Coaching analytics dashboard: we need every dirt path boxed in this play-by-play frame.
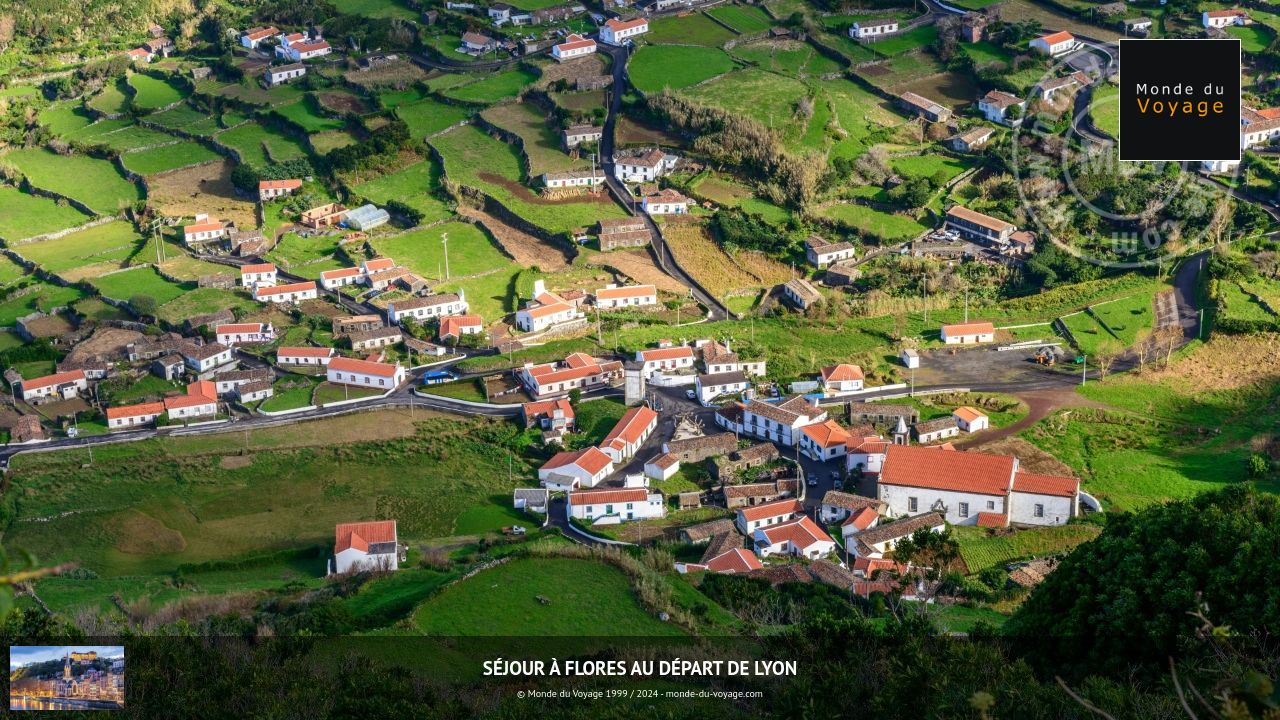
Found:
[456,206,570,270]
[956,388,1110,450]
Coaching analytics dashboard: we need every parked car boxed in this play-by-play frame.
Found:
[685,389,696,399]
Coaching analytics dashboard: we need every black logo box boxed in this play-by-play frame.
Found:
[1118,38,1241,162]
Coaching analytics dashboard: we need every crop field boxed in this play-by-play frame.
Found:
[146,103,225,136]
[128,73,187,110]
[707,4,773,33]
[0,283,87,326]
[1090,81,1119,139]
[430,124,629,234]
[441,68,537,104]
[12,220,142,279]
[276,96,345,132]
[953,524,1103,573]
[332,0,418,19]
[91,266,188,305]
[2,413,538,579]
[0,185,92,241]
[121,141,221,175]
[629,45,735,93]
[732,39,843,77]
[349,158,453,224]
[147,159,258,229]
[215,121,309,167]
[894,69,982,107]
[396,97,472,138]
[370,222,508,279]
[84,124,176,152]
[819,202,929,242]
[2,148,142,214]
[414,557,682,636]
[662,222,790,300]
[482,102,587,174]
[646,13,737,46]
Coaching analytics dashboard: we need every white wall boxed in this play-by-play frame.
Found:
[879,483,1005,525]
[1009,491,1075,526]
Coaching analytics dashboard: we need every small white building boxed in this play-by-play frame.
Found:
[552,33,596,61]
[183,216,232,245]
[333,520,399,575]
[106,401,165,429]
[180,343,234,373]
[600,406,659,463]
[641,189,690,215]
[734,498,804,535]
[538,447,615,490]
[695,370,749,405]
[819,363,864,394]
[614,148,676,183]
[19,369,89,402]
[568,487,665,524]
[979,90,1026,127]
[258,179,302,202]
[240,262,277,288]
[278,346,336,366]
[255,281,318,304]
[543,169,606,189]
[241,26,279,49]
[752,516,835,560]
[740,395,827,447]
[276,33,331,61]
[515,298,583,333]
[439,315,484,341]
[163,380,219,420]
[635,345,695,377]
[595,284,657,310]
[805,236,857,268]
[847,511,945,559]
[850,18,899,39]
[644,452,680,482]
[1028,30,1078,56]
[387,292,468,325]
[900,348,920,369]
[600,17,649,46]
[1203,9,1248,28]
[953,406,989,433]
[845,431,891,475]
[326,356,405,390]
[266,63,306,86]
[915,417,959,443]
[940,321,995,344]
[798,419,852,462]
[216,322,276,346]
[320,267,364,290]
[782,278,822,310]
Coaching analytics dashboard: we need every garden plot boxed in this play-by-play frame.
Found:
[128,73,188,111]
[707,4,773,34]
[629,45,736,93]
[482,102,589,175]
[11,220,142,280]
[1,148,142,214]
[349,157,453,224]
[441,68,538,105]
[0,186,92,241]
[370,222,509,280]
[215,121,309,167]
[430,124,629,235]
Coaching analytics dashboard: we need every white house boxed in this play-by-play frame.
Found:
[1029,30,1078,56]
[900,348,920,369]
[333,520,399,575]
[805,236,857,268]
[320,267,364,290]
[278,346,335,366]
[845,431,891,475]
[915,417,959,443]
[240,26,279,49]
[180,342,233,373]
[595,284,657,310]
[734,498,804,535]
[953,406,989,433]
[850,18,899,39]
[568,487,665,524]
[819,363,864,394]
[387,292,468,325]
[600,17,649,46]
[515,284,585,333]
[255,281,318,304]
[543,169,606,189]
[1240,106,1280,150]
[1203,9,1248,28]
[940,321,995,344]
[641,189,690,215]
[258,179,302,202]
[327,356,405,390]
[517,353,620,400]
[695,370,749,404]
[1202,158,1242,173]
[163,380,219,420]
[215,322,276,346]
[877,444,1078,527]
[798,419,851,462]
[635,345,695,377]
[106,401,165,429]
[740,395,827,447]
[240,263,277,290]
[236,379,274,403]
[696,339,766,377]
[818,490,883,525]
[599,406,659,463]
[266,63,306,86]
[752,516,835,560]
[276,33,331,61]
[552,33,596,61]
[19,369,88,402]
[439,315,484,341]
[979,90,1026,126]
[782,278,822,310]
[183,216,232,245]
[614,148,676,183]
[488,2,513,22]
[538,447,615,490]
[847,511,945,559]
[644,452,680,481]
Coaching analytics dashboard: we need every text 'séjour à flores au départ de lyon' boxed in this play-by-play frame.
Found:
[1132,83,1230,118]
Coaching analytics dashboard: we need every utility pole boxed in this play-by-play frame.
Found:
[1081,355,1087,386]
[1199,308,1204,340]
[964,289,969,323]
[441,232,450,280]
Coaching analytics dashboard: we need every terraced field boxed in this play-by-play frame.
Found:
[1,148,142,213]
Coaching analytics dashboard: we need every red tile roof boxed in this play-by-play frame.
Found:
[569,487,648,506]
[842,506,880,531]
[217,323,266,334]
[942,321,996,336]
[706,548,762,574]
[21,369,86,391]
[639,346,693,362]
[543,447,613,475]
[605,17,648,32]
[1037,30,1075,45]
[335,520,397,554]
[601,406,658,448]
[439,314,482,338]
[801,419,851,448]
[953,406,987,423]
[976,512,1008,528]
[1012,471,1079,497]
[364,257,396,272]
[256,280,316,298]
[523,398,574,420]
[279,346,333,358]
[597,284,656,301]
[947,205,1014,233]
[329,356,400,378]
[241,262,275,274]
[184,221,227,234]
[321,267,363,280]
[738,498,804,523]
[821,364,864,383]
[106,401,165,420]
[258,179,302,191]
[556,33,596,51]
[758,516,833,551]
[880,444,1015,496]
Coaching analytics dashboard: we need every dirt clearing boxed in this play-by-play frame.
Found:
[457,205,571,270]
[583,249,688,294]
[148,160,258,229]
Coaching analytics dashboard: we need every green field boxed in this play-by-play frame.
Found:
[156,287,259,324]
[84,124,176,152]
[890,154,971,182]
[732,39,843,77]
[13,220,141,276]
[128,73,188,111]
[679,68,821,151]
[0,283,87,326]
[215,122,309,167]
[866,25,938,56]
[707,4,774,33]
[311,130,360,154]
[441,68,537,104]
[953,524,1103,573]
[266,233,344,273]
[629,45,736,93]
[122,141,221,175]
[482,102,588,175]
[414,557,683,636]
[1090,81,1119,139]
[379,87,428,109]
[647,13,737,46]
[396,97,473,138]
[146,103,226,136]
[819,202,929,242]
[91,266,188,305]
[332,0,418,19]
[276,96,346,132]
[369,222,508,280]
[38,103,96,137]
[690,173,791,224]
[0,185,92,241]
[349,158,453,224]
[1,148,142,214]
[1227,24,1274,53]
[1088,290,1156,348]
[430,124,629,234]
[88,80,131,115]
[820,77,902,160]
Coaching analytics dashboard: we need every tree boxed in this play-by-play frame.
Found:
[129,293,158,317]
[1005,486,1280,680]
[890,526,960,612]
